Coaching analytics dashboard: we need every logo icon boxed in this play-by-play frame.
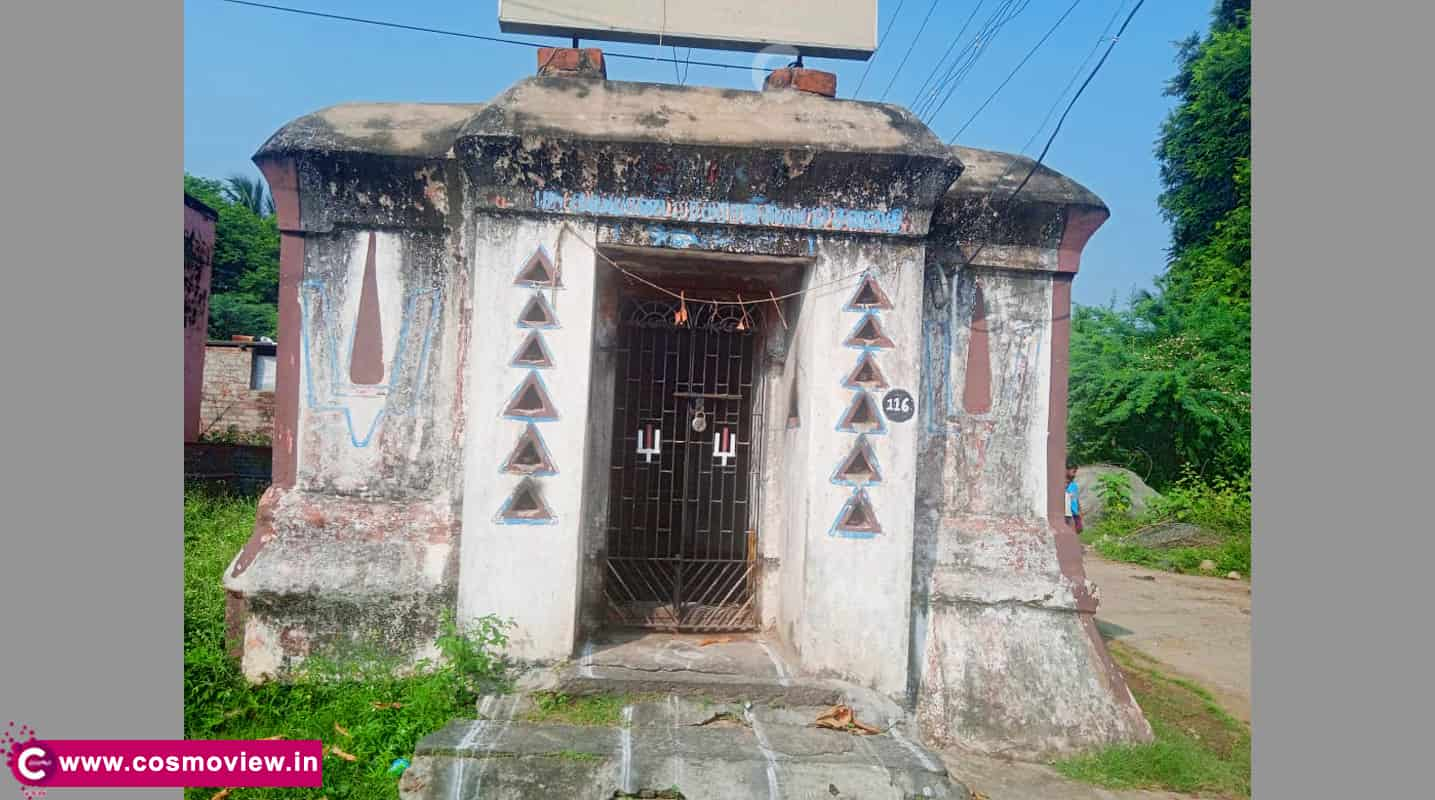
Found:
[4,723,51,799]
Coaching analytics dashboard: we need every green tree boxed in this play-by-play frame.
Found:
[185,173,280,338]
[1068,0,1250,487]
[225,173,276,217]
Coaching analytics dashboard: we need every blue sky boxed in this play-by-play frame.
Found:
[185,0,1213,307]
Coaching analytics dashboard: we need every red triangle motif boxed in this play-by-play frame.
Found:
[498,477,555,523]
[833,436,882,485]
[511,330,555,368]
[350,231,385,385]
[502,371,559,420]
[515,247,561,287]
[835,490,882,535]
[843,351,889,390]
[846,273,893,311]
[517,292,558,328]
[843,313,894,350]
[502,424,558,475]
[837,391,885,433]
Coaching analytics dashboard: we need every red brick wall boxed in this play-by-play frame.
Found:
[184,197,216,442]
[199,344,276,443]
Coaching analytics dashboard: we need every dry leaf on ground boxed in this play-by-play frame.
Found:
[812,705,882,735]
[333,722,351,737]
[210,789,233,800]
[330,746,357,762]
[370,701,403,710]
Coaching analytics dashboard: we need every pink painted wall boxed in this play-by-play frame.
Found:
[184,195,218,442]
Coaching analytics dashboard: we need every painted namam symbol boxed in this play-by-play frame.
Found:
[713,426,737,467]
[636,425,662,464]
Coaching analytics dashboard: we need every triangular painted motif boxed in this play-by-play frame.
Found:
[496,477,555,524]
[516,292,559,328]
[842,312,894,350]
[832,489,882,537]
[831,435,882,486]
[845,273,893,311]
[502,371,560,421]
[501,424,558,475]
[510,330,555,369]
[836,391,886,434]
[350,232,386,385]
[514,246,561,288]
[842,351,889,390]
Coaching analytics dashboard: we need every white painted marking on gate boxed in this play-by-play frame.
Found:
[758,641,792,687]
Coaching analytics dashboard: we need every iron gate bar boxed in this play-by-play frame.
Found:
[604,299,763,631]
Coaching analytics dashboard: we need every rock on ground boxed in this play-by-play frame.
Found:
[1075,464,1162,521]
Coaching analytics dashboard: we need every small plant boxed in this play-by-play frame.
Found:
[435,610,514,697]
[1096,472,1135,516]
[197,424,273,446]
[525,692,630,727]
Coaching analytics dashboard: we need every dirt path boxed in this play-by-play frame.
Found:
[942,750,1191,800]
[1085,555,1251,723]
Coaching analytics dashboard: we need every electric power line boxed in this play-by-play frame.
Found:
[918,0,1034,123]
[908,1,989,113]
[950,0,1086,142]
[960,0,1147,270]
[915,0,1032,121]
[1018,0,1130,155]
[853,0,911,97]
[220,0,768,73]
[876,0,942,101]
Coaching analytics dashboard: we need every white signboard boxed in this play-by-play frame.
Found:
[499,0,877,59]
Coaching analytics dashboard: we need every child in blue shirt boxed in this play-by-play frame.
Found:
[1065,466,1083,534]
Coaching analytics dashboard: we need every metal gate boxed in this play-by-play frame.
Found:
[603,298,765,631]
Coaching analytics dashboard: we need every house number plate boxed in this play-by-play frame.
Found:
[882,389,915,423]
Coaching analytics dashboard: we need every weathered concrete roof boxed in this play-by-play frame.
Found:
[945,145,1105,210]
[458,77,951,158]
[256,102,486,159]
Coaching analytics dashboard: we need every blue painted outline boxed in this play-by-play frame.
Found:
[514,244,562,288]
[500,423,559,477]
[299,279,442,448]
[828,488,882,539]
[841,350,889,391]
[842,311,894,351]
[842,272,894,313]
[510,329,556,370]
[830,434,883,487]
[501,369,561,422]
[516,290,561,330]
[493,477,558,526]
[835,390,888,436]
[532,189,911,235]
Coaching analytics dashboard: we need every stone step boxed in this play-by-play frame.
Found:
[400,695,968,800]
[554,633,843,707]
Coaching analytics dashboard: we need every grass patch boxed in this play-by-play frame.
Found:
[523,692,634,727]
[1052,640,1251,798]
[1081,469,1251,578]
[184,486,505,800]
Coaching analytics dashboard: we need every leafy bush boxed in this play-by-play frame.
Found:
[184,486,513,799]
[1095,472,1135,516]
[1084,466,1251,578]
